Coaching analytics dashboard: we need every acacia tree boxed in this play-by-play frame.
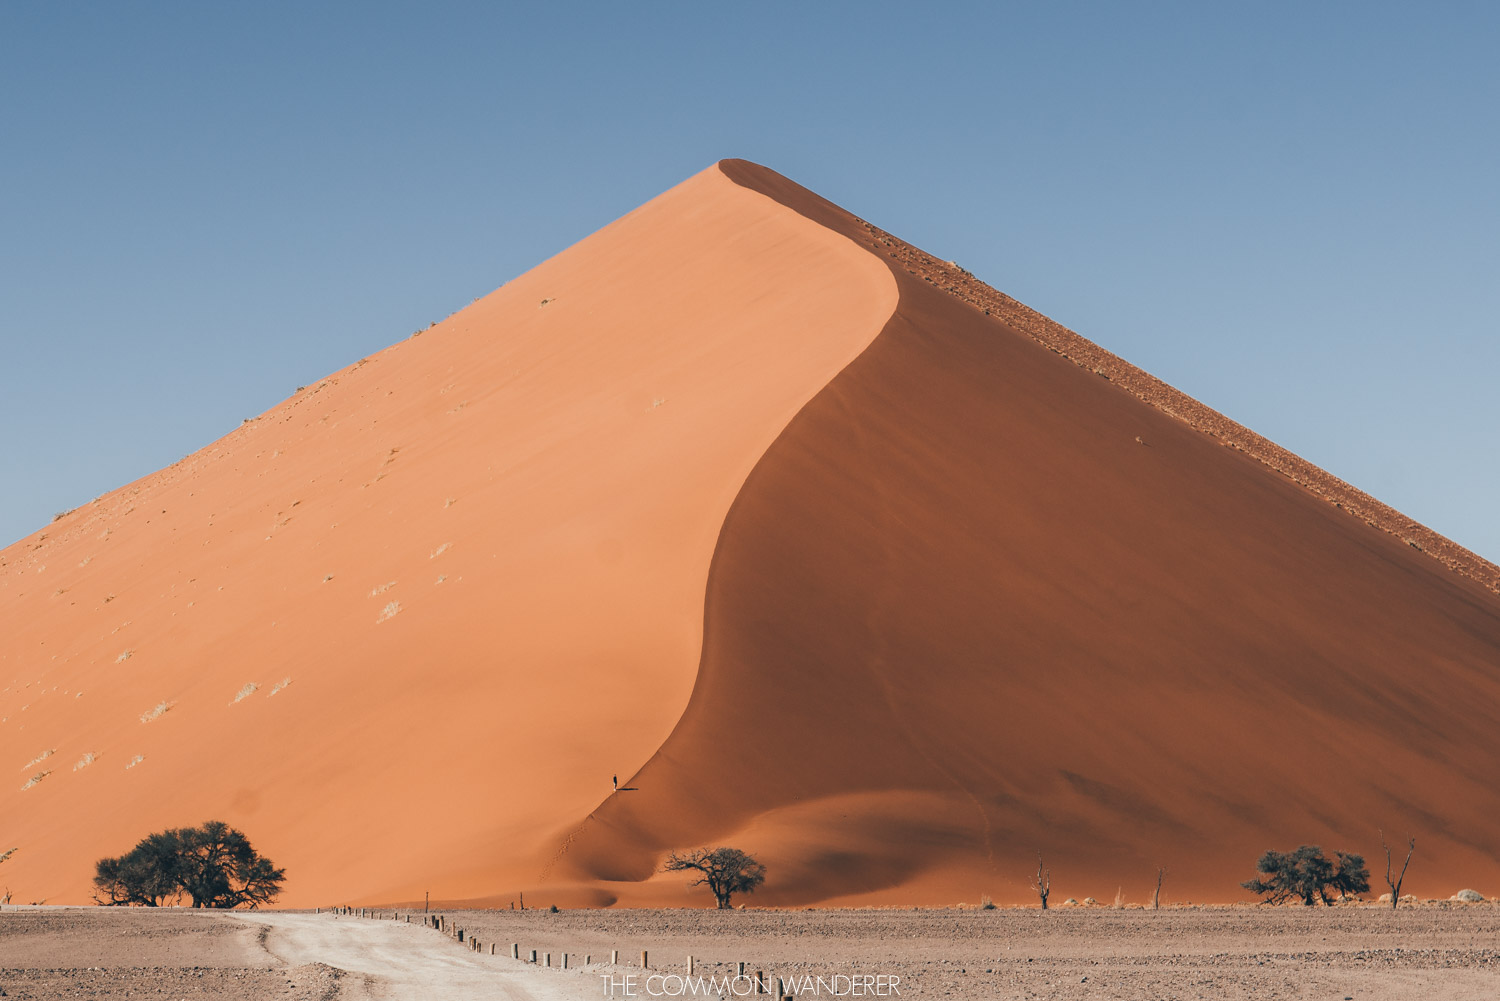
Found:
[1032,853,1051,910]
[662,847,765,909]
[93,821,285,909]
[1381,831,1415,910]
[1328,850,1371,902]
[93,831,182,906]
[174,821,285,908]
[1241,845,1369,906]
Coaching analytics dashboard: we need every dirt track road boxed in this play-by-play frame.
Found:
[232,912,594,1001]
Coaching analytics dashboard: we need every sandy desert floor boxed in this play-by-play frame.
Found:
[3,904,1498,1000]
[0,907,580,1000]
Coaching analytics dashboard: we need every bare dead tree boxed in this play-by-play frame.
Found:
[1153,866,1166,910]
[1,847,15,906]
[1032,852,1051,910]
[1381,831,1414,910]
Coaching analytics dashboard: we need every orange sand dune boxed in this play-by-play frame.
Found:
[0,163,894,906]
[4,160,1497,910]
[551,161,1500,906]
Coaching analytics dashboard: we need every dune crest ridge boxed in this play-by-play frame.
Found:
[550,160,1500,906]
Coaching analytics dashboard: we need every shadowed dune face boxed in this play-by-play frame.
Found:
[0,163,895,906]
[556,161,1500,905]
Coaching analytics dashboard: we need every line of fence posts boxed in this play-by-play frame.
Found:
[330,907,789,995]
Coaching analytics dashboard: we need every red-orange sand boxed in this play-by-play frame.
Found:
[2,161,1497,910]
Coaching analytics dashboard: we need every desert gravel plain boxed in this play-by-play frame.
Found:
[3,904,1498,1000]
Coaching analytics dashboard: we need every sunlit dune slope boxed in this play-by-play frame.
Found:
[0,163,896,906]
[554,160,1500,907]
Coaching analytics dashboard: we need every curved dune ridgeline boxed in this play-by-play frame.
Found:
[554,161,1500,906]
[0,164,895,906]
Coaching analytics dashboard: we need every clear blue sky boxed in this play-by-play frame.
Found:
[3,2,1497,560]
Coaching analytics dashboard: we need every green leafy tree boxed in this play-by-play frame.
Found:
[93,821,285,908]
[1242,845,1369,906]
[93,831,183,906]
[662,847,766,909]
[1329,850,1372,901]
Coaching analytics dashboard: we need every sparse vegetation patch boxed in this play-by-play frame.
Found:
[21,748,55,770]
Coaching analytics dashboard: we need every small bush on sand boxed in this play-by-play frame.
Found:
[22,748,55,770]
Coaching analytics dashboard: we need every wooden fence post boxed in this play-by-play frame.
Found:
[641,950,648,969]
[688,956,695,975]
[611,950,619,965]
[512,943,520,959]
